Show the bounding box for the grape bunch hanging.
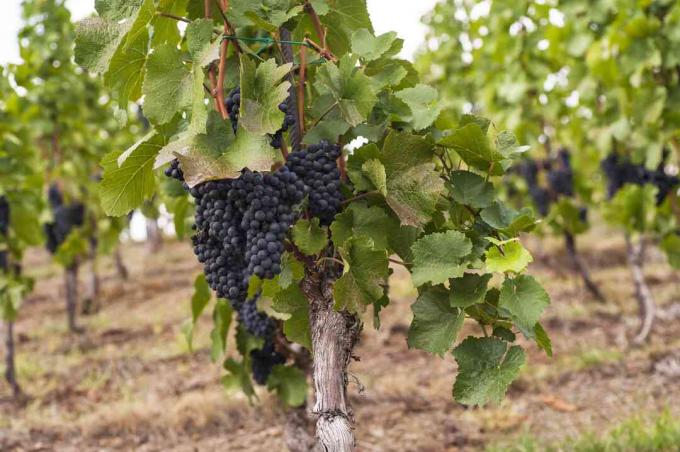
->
[168,87,345,384]
[44,184,85,254]
[0,196,9,271]
[601,151,679,204]
[516,149,585,220]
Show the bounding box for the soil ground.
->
[0,228,679,451]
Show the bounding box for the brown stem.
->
[304,2,326,50]
[213,0,242,53]
[625,235,655,345]
[208,68,222,113]
[337,153,347,182]
[297,46,307,137]
[303,37,337,63]
[564,233,606,303]
[4,321,22,399]
[155,11,191,23]
[280,138,290,160]
[65,263,84,334]
[204,0,211,17]
[341,191,379,206]
[301,268,361,451]
[114,247,129,280]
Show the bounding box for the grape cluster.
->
[225,87,240,133]
[164,158,185,182]
[188,167,304,383]
[0,196,9,271]
[515,149,576,217]
[44,184,85,254]
[285,141,344,225]
[270,98,296,149]
[601,153,679,204]
[251,339,286,384]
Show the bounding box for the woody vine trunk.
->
[301,267,361,451]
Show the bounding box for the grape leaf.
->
[186,18,220,67]
[95,0,144,20]
[292,218,328,255]
[100,132,166,216]
[210,298,233,362]
[272,285,311,349]
[239,57,293,135]
[395,84,442,131]
[361,159,387,195]
[380,132,445,227]
[346,143,381,192]
[407,286,465,356]
[330,202,393,250]
[334,237,389,312]
[267,365,308,407]
[534,322,552,357]
[485,239,533,274]
[74,17,130,73]
[411,230,472,286]
[449,170,495,209]
[438,123,505,175]
[222,358,257,403]
[660,233,680,269]
[452,336,526,406]
[449,273,492,308]
[498,275,550,338]
[321,0,373,55]
[104,24,148,106]
[351,29,399,61]
[315,55,377,127]
[142,43,193,125]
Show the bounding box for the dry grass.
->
[0,228,679,451]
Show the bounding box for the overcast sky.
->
[0,0,438,64]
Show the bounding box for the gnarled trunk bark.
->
[65,263,83,333]
[145,217,163,253]
[82,236,100,315]
[114,247,129,280]
[3,320,21,398]
[564,233,606,302]
[625,235,655,345]
[302,268,361,452]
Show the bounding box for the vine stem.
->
[341,191,379,206]
[155,11,191,23]
[297,45,307,137]
[214,0,231,119]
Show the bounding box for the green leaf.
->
[361,159,387,195]
[320,0,373,55]
[603,184,657,233]
[660,233,680,269]
[449,273,492,308]
[452,336,526,406]
[480,202,520,230]
[315,55,377,127]
[394,84,442,131]
[292,218,328,256]
[142,43,193,125]
[239,57,293,135]
[104,21,148,105]
[191,273,211,322]
[95,0,144,20]
[380,131,445,227]
[334,237,389,312]
[492,326,516,342]
[330,202,393,249]
[351,29,399,61]
[222,358,257,402]
[411,230,472,286]
[346,143,380,192]
[178,111,278,187]
[438,123,505,175]
[498,275,550,338]
[485,239,533,274]
[495,131,530,157]
[122,0,154,51]
[267,365,308,407]
[302,119,351,145]
[186,18,220,67]
[272,285,311,349]
[534,322,552,357]
[74,17,130,73]
[449,170,495,209]
[210,298,233,362]
[100,132,165,216]
[407,286,465,356]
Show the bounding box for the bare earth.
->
[1,229,679,451]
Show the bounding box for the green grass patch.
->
[487,409,680,451]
